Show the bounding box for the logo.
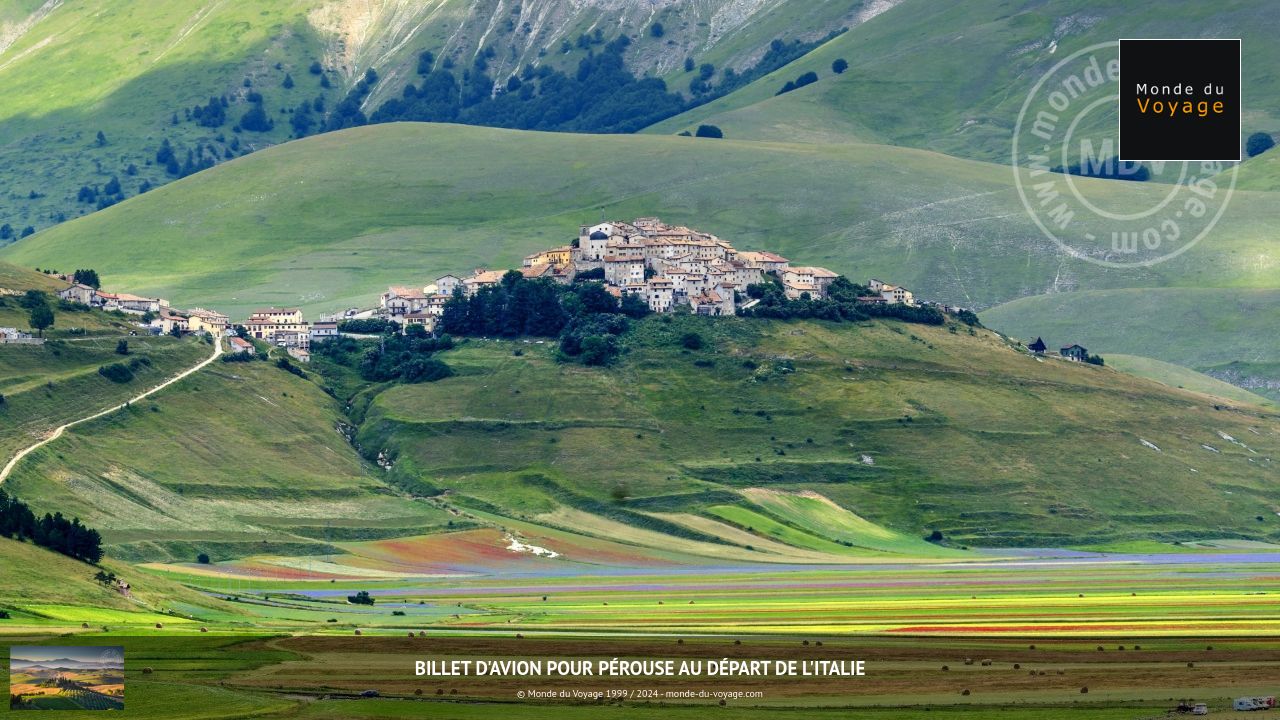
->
[1012,41,1237,268]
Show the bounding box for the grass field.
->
[647,0,1280,162]
[3,357,446,562]
[357,315,1280,546]
[1104,355,1274,407]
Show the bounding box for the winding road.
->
[0,337,222,484]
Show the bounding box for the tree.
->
[29,304,53,336]
[680,332,704,350]
[650,22,664,38]
[1246,131,1275,158]
[695,124,723,138]
[282,73,294,89]
[0,224,10,240]
[620,292,649,318]
[832,58,848,74]
[96,130,107,147]
[115,339,129,355]
[348,590,375,605]
[309,60,323,75]
[73,268,101,289]
[197,552,210,564]
[19,226,33,238]
[684,56,695,72]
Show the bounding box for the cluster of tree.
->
[323,69,379,132]
[438,272,640,365]
[312,330,456,384]
[348,590,375,605]
[19,289,54,336]
[192,95,229,128]
[238,91,274,132]
[1084,353,1105,366]
[370,38,685,133]
[94,569,119,585]
[1247,131,1275,158]
[1050,157,1149,181]
[0,490,103,564]
[740,276,946,326]
[155,138,221,179]
[98,356,150,383]
[0,223,34,241]
[693,31,845,102]
[72,268,101,288]
[777,70,818,96]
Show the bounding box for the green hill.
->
[4,123,1280,322]
[981,288,1280,386]
[3,357,450,563]
[353,315,1280,547]
[648,0,1280,160]
[0,261,211,460]
[0,0,860,237]
[1105,354,1274,408]
[9,313,1279,556]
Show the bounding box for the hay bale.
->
[354,629,362,635]
[1096,646,1104,651]
[1013,663,1020,669]
[734,639,741,645]
[1028,644,1036,650]
[961,689,970,696]
[676,638,683,645]
[200,627,208,633]
[81,622,89,628]
[963,658,974,665]
[802,640,810,646]
[941,665,949,671]
[1117,645,1124,651]
[980,659,992,666]
[1080,686,1088,694]
[142,667,154,675]
[155,622,164,629]
[407,632,415,637]
[1134,644,1141,650]
[515,633,524,639]
[418,631,426,637]
[1186,662,1195,668]
[414,689,422,696]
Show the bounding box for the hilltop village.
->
[33,219,1035,363]
[376,217,921,330]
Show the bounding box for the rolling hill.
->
[4,122,1279,321]
[0,0,869,237]
[12,309,1277,557]
[0,261,210,460]
[648,0,1280,160]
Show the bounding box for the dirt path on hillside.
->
[0,337,222,484]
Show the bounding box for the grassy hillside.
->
[355,315,1280,547]
[0,0,860,237]
[648,0,1280,160]
[3,358,448,562]
[0,535,236,623]
[981,288,1280,382]
[0,261,210,459]
[1106,354,1274,407]
[5,123,1280,321]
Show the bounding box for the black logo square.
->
[1119,39,1240,161]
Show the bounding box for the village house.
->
[381,286,428,323]
[227,336,255,355]
[462,269,505,296]
[98,291,167,315]
[1060,343,1089,362]
[154,308,189,335]
[287,347,311,363]
[185,308,229,336]
[1028,337,1047,355]
[435,274,463,297]
[310,321,339,343]
[0,327,42,345]
[57,283,98,305]
[245,307,309,346]
[868,279,915,306]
